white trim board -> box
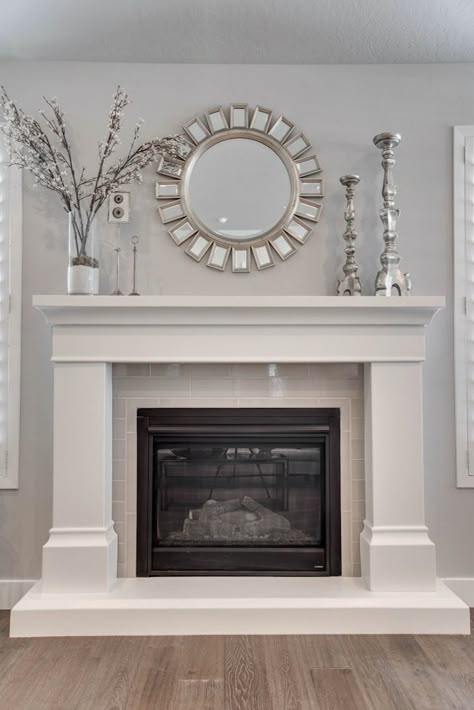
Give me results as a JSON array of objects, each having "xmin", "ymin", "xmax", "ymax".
[
  {"xmin": 453, "ymin": 126, "xmax": 474, "ymax": 487},
  {"xmin": 0, "ymin": 579, "xmax": 35, "ymax": 609}
]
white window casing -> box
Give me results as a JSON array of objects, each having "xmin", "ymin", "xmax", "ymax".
[
  {"xmin": 0, "ymin": 148, "xmax": 22, "ymax": 489},
  {"xmin": 454, "ymin": 126, "xmax": 474, "ymax": 487}
]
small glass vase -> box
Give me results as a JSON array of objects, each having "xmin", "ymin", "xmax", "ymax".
[{"xmin": 67, "ymin": 212, "xmax": 99, "ymax": 295}]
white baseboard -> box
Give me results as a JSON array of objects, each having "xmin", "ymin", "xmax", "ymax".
[
  {"xmin": 443, "ymin": 578, "xmax": 474, "ymax": 606},
  {"xmin": 0, "ymin": 579, "xmax": 36, "ymax": 609}
]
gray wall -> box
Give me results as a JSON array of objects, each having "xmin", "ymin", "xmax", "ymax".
[{"xmin": 0, "ymin": 61, "xmax": 473, "ymax": 580}]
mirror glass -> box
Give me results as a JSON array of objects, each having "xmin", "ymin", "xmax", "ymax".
[{"xmin": 187, "ymin": 137, "xmax": 291, "ymax": 241}]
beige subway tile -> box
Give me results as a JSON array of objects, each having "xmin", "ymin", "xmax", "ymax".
[
  {"xmin": 112, "ymin": 398, "xmax": 126, "ymax": 418},
  {"xmin": 351, "ymin": 418, "xmax": 364, "ymax": 439},
  {"xmin": 352, "ymin": 520, "xmax": 364, "ymax": 544},
  {"xmin": 269, "ymin": 378, "xmax": 315, "ymax": 398},
  {"xmin": 238, "ymin": 378, "xmax": 270, "ymax": 397},
  {"xmin": 351, "ymin": 459, "xmax": 365, "ymax": 481},
  {"xmin": 352, "ymin": 542, "xmax": 361, "ymax": 565},
  {"xmin": 117, "ymin": 563, "xmax": 126, "ymax": 579},
  {"xmin": 118, "ymin": 377, "xmax": 190, "ymax": 397},
  {"xmin": 189, "ymin": 364, "xmax": 231, "ymax": 378},
  {"xmin": 352, "ymin": 563, "xmax": 361, "ymax": 577},
  {"xmin": 352, "ymin": 499, "xmax": 366, "ymax": 522},
  {"xmin": 113, "ymin": 521, "xmax": 127, "ymax": 543},
  {"xmin": 113, "ymin": 418, "xmax": 126, "ymax": 440},
  {"xmin": 191, "ymin": 378, "xmax": 237, "ymax": 398},
  {"xmin": 340, "ymin": 431, "xmax": 351, "ymax": 513},
  {"xmin": 309, "ymin": 363, "xmax": 361, "ymax": 380},
  {"xmin": 118, "ymin": 543, "xmax": 126, "ymax": 564},
  {"xmin": 112, "ymin": 501, "xmax": 126, "ymax": 524},
  {"xmin": 112, "ymin": 480, "xmax": 126, "ymax": 503},
  {"xmin": 236, "ymin": 397, "xmax": 318, "ymax": 408},
  {"xmin": 126, "ymin": 513, "xmax": 137, "ymax": 575},
  {"xmin": 351, "ymin": 438, "xmax": 364, "ymax": 460},
  {"xmin": 341, "ymin": 510, "xmax": 352, "ymax": 575},
  {"xmin": 113, "ymin": 363, "xmax": 151, "ymax": 378},
  {"xmin": 351, "ymin": 397, "xmax": 364, "ymax": 419},
  {"xmin": 126, "ymin": 433, "xmax": 137, "ymax": 515},
  {"xmin": 113, "ymin": 460, "xmax": 126, "ymax": 482},
  {"xmin": 112, "ymin": 438, "xmax": 126, "ymax": 461},
  {"xmin": 160, "ymin": 397, "xmax": 239, "ymax": 408},
  {"xmin": 150, "ymin": 364, "xmax": 189, "ymax": 378},
  {"xmin": 352, "ymin": 478, "xmax": 365, "ymax": 502},
  {"xmin": 230, "ymin": 364, "xmax": 273, "ymax": 378}
]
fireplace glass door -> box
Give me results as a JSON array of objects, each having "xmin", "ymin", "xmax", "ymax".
[{"xmin": 137, "ymin": 409, "xmax": 340, "ymax": 575}]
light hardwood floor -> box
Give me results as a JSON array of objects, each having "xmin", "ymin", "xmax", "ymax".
[{"xmin": 0, "ymin": 610, "xmax": 473, "ymax": 709}]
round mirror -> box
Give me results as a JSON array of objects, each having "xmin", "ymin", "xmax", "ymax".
[
  {"xmin": 187, "ymin": 138, "xmax": 291, "ymax": 242},
  {"xmin": 156, "ymin": 104, "xmax": 324, "ymax": 272}
]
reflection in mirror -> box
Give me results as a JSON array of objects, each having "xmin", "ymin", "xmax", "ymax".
[
  {"xmin": 296, "ymin": 155, "xmax": 321, "ymax": 176},
  {"xmin": 251, "ymin": 106, "xmax": 272, "ymax": 133},
  {"xmin": 300, "ymin": 178, "xmax": 324, "ymax": 198},
  {"xmin": 207, "ymin": 243, "xmax": 230, "ymax": 270},
  {"xmin": 269, "ymin": 117, "xmax": 293, "ymax": 143},
  {"xmin": 187, "ymin": 138, "xmax": 291, "ymax": 241},
  {"xmin": 285, "ymin": 217, "xmax": 312, "ymax": 243},
  {"xmin": 285, "ymin": 133, "xmax": 311, "ymax": 158},
  {"xmin": 169, "ymin": 219, "xmax": 197, "ymax": 245},
  {"xmin": 252, "ymin": 244, "xmax": 274, "ymax": 270},
  {"xmin": 230, "ymin": 104, "xmax": 248, "ymax": 128},
  {"xmin": 159, "ymin": 201, "xmax": 185, "ymax": 223},
  {"xmin": 184, "ymin": 117, "xmax": 210, "ymax": 144},
  {"xmin": 232, "ymin": 248, "xmax": 250, "ymax": 272},
  {"xmin": 186, "ymin": 234, "xmax": 211, "ymax": 261},
  {"xmin": 206, "ymin": 108, "xmax": 228, "ymax": 134},
  {"xmin": 271, "ymin": 234, "xmax": 296, "ymax": 260},
  {"xmin": 155, "ymin": 181, "xmax": 180, "ymax": 199},
  {"xmin": 296, "ymin": 199, "xmax": 322, "ymax": 222}
]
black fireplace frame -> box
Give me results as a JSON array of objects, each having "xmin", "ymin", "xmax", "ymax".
[{"xmin": 136, "ymin": 408, "xmax": 341, "ymax": 577}]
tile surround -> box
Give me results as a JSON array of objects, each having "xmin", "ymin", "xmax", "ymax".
[{"xmin": 112, "ymin": 363, "xmax": 365, "ymax": 577}]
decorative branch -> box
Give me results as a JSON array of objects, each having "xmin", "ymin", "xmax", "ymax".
[{"xmin": 0, "ymin": 85, "xmax": 188, "ymax": 259}]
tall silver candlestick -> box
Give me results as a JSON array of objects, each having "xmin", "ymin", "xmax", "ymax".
[
  {"xmin": 337, "ymin": 174, "xmax": 362, "ymax": 296},
  {"xmin": 129, "ymin": 236, "xmax": 140, "ymax": 296},
  {"xmin": 111, "ymin": 225, "xmax": 123, "ymax": 296},
  {"xmin": 373, "ymin": 132, "xmax": 411, "ymax": 296}
]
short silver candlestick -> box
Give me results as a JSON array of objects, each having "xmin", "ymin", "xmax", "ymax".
[
  {"xmin": 373, "ymin": 132, "xmax": 411, "ymax": 296},
  {"xmin": 337, "ymin": 174, "xmax": 362, "ymax": 296},
  {"xmin": 129, "ymin": 236, "xmax": 140, "ymax": 296},
  {"xmin": 111, "ymin": 226, "xmax": 123, "ymax": 296}
]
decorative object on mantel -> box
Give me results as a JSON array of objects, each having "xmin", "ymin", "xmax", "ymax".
[
  {"xmin": 155, "ymin": 104, "xmax": 324, "ymax": 273},
  {"xmin": 111, "ymin": 228, "xmax": 123, "ymax": 296},
  {"xmin": 108, "ymin": 191, "xmax": 131, "ymax": 296},
  {"xmin": 129, "ymin": 236, "xmax": 140, "ymax": 296},
  {"xmin": 373, "ymin": 132, "xmax": 411, "ymax": 296},
  {"xmin": 337, "ymin": 174, "xmax": 362, "ymax": 296},
  {"xmin": 0, "ymin": 86, "xmax": 184, "ymax": 295}
]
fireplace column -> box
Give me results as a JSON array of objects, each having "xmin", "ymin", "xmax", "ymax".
[
  {"xmin": 41, "ymin": 362, "xmax": 117, "ymax": 593},
  {"xmin": 361, "ymin": 362, "xmax": 436, "ymax": 591}
]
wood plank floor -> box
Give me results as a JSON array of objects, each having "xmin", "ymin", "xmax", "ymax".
[{"xmin": 0, "ymin": 610, "xmax": 473, "ymax": 709}]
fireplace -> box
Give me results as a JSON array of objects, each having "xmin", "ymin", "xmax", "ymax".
[{"xmin": 137, "ymin": 408, "xmax": 341, "ymax": 576}]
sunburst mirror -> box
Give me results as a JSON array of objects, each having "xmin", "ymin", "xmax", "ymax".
[{"xmin": 156, "ymin": 104, "xmax": 324, "ymax": 273}]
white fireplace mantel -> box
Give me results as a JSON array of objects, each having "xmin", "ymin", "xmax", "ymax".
[{"xmin": 10, "ymin": 294, "xmax": 471, "ymax": 637}]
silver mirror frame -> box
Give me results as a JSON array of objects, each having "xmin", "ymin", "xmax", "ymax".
[{"xmin": 156, "ymin": 104, "xmax": 324, "ymax": 273}]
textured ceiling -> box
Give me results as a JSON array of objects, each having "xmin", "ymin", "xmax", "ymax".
[{"xmin": 1, "ymin": 0, "xmax": 473, "ymax": 64}]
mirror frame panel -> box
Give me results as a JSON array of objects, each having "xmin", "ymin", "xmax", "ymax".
[{"xmin": 156, "ymin": 104, "xmax": 324, "ymax": 273}]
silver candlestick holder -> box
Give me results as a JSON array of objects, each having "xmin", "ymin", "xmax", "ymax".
[
  {"xmin": 337, "ymin": 174, "xmax": 362, "ymax": 296},
  {"xmin": 373, "ymin": 132, "xmax": 411, "ymax": 296},
  {"xmin": 111, "ymin": 225, "xmax": 123, "ymax": 296},
  {"xmin": 129, "ymin": 236, "xmax": 140, "ymax": 296}
]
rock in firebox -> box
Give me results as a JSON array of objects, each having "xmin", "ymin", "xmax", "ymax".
[{"xmin": 182, "ymin": 496, "xmax": 291, "ymax": 541}]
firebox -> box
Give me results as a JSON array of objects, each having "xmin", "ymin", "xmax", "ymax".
[{"xmin": 136, "ymin": 408, "xmax": 341, "ymax": 576}]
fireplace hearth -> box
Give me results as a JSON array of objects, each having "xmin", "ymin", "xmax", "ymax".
[{"xmin": 137, "ymin": 408, "xmax": 341, "ymax": 576}]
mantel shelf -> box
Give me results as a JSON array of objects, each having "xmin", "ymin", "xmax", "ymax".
[{"xmin": 33, "ymin": 295, "xmax": 445, "ymax": 328}]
